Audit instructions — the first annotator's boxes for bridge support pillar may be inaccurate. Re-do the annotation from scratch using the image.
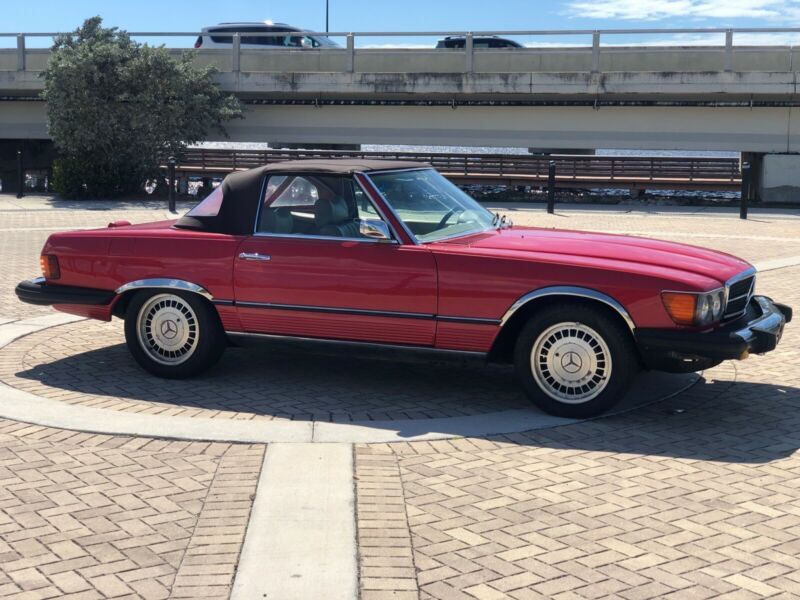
[758,153,800,204]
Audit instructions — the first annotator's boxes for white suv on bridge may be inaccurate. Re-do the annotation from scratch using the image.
[194,22,340,49]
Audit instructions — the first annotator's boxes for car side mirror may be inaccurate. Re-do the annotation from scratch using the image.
[360,219,392,242]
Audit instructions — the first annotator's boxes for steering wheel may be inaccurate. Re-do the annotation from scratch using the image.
[437,208,464,229]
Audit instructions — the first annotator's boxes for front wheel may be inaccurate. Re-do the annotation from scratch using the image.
[514,303,639,418]
[124,290,225,378]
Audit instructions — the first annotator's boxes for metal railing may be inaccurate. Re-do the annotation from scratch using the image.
[3,27,800,73]
[170,148,741,190]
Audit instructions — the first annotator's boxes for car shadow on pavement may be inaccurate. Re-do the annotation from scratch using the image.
[11,340,800,464]
[12,340,529,420]
[483,375,800,464]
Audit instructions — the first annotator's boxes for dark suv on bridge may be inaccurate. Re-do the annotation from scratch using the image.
[436,36,523,49]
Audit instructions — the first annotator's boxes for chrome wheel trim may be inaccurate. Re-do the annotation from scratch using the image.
[136,294,199,366]
[531,322,612,404]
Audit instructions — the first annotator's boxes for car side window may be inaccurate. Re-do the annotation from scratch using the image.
[209,26,284,46]
[256,175,392,240]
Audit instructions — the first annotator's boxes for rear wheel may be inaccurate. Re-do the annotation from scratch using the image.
[124,290,225,378]
[514,303,638,418]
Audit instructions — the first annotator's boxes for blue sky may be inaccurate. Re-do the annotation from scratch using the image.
[4,0,800,47]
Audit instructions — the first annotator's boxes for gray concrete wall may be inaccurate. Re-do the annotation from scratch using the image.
[2,46,798,75]
[760,154,800,203]
[2,47,796,99]
[3,44,800,153]
[0,102,48,139]
[214,70,796,98]
[2,101,800,152]
[218,104,800,152]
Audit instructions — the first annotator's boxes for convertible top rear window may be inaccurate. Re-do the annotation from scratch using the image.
[185,186,224,218]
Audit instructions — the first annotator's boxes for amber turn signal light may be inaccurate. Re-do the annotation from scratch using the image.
[40,254,60,280]
[661,292,697,326]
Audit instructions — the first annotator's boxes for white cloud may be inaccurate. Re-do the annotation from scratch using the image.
[520,31,800,47]
[567,0,795,20]
[599,32,800,45]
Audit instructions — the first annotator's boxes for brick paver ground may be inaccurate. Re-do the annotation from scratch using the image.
[2,194,799,599]
[0,420,263,600]
[356,265,800,600]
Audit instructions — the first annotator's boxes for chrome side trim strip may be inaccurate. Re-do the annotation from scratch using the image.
[225,330,487,359]
[500,286,636,331]
[220,299,499,325]
[436,315,501,325]
[237,300,434,320]
[115,279,213,300]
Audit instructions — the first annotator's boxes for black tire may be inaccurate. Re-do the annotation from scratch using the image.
[513,302,639,418]
[124,290,226,378]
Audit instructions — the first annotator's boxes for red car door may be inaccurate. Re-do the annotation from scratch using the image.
[232,173,437,346]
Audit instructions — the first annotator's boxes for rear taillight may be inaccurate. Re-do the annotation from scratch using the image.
[40,254,60,280]
[194,36,203,49]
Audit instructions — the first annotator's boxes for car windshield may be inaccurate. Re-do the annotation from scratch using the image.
[369,169,495,242]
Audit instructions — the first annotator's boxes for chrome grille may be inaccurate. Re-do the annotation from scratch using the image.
[723,270,756,321]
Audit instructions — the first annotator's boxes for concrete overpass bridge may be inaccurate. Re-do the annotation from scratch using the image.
[2,27,800,200]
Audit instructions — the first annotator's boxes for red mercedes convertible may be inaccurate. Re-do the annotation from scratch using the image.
[16,160,792,418]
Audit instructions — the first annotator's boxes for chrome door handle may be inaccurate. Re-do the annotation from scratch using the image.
[238,252,271,261]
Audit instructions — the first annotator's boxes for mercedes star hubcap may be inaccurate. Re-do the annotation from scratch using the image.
[136,294,199,366]
[531,322,612,404]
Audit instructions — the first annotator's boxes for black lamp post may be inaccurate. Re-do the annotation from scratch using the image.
[167,156,177,213]
[326,0,330,32]
[16,148,23,199]
[547,161,556,214]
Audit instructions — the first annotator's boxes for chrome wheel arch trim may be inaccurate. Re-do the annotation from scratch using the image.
[500,286,636,332]
[115,279,213,301]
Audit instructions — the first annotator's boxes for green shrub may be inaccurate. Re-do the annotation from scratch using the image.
[52,156,145,199]
[43,16,242,198]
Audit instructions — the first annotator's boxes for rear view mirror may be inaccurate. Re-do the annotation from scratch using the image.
[360,219,392,242]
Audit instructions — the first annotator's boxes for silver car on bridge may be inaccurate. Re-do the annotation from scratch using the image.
[194,21,340,50]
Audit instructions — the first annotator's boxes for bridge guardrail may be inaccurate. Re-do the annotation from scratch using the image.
[2,27,800,74]
[170,148,741,190]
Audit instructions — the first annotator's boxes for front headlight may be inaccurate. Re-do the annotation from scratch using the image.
[662,288,726,326]
[710,289,725,320]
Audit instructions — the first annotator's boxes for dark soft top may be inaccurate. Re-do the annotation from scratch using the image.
[174,159,428,235]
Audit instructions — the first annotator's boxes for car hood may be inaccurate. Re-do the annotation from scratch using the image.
[434,226,751,286]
